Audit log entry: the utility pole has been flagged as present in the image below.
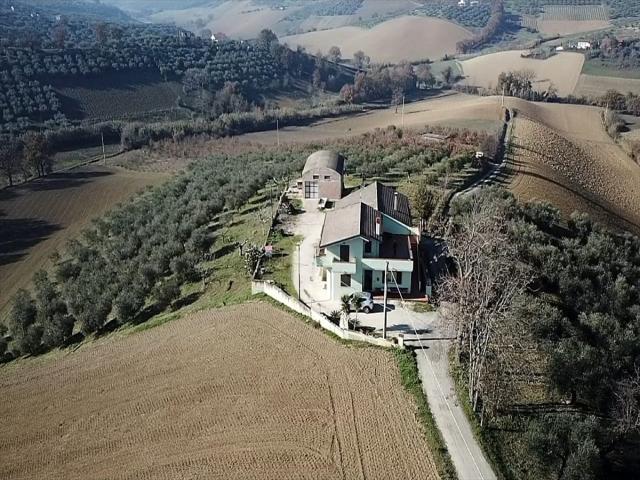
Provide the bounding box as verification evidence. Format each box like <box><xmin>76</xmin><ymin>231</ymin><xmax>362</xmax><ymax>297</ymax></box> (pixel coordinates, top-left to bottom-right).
<box><xmin>401</xmin><ymin>95</ymin><xmax>405</xmax><ymax>129</ymax></box>
<box><xmin>101</xmin><ymin>132</ymin><xmax>106</xmax><ymax>165</ymax></box>
<box><xmin>502</xmin><ymin>85</ymin><xmax>505</xmax><ymax>108</ymax></box>
<box><xmin>383</xmin><ymin>261</ymin><xmax>389</xmax><ymax>339</ymax></box>
<box><xmin>297</xmin><ymin>243</ymin><xmax>301</xmax><ymax>301</ymax></box>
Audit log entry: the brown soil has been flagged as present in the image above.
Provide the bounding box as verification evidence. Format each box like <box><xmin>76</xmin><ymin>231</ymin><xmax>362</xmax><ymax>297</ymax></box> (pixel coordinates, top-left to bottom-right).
<box><xmin>0</xmin><ymin>165</ymin><xmax>166</xmax><ymax>317</ymax></box>
<box><xmin>506</xmin><ymin>99</ymin><xmax>640</xmax><ymax>234</ymax></box>
<box><xmin>459</xmin><ymin>51</ymin><xmax>585</xmax><ymax>97</ymax></box>
<box><xmin>282</xmin><ymin>16</ymin><xmax>472</xmax><ymax>63</ymax></box>
<box><xmin>0</xmin><ymin>302</ymin><xmax>440</xmax><ymax>480</ymax></box>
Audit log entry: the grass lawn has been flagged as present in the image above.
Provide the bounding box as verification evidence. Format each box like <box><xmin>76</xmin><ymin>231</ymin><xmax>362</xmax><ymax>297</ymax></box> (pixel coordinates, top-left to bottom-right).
<box><xmin>582</xmin><ymin>59</ymin><xmax>640</xmax><ymax>79</ymax></box>
<box><xmin>260</xmin><ymin>228</ymin><xmax>302</xmax><ymax>296</ymax></box>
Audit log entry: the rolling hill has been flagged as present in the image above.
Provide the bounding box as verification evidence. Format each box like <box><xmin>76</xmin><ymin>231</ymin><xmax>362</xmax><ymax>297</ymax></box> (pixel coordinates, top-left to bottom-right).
<box><xmin>505</xmin><ymin>98</ymin><xmax>640</xmax><ymax>234</ymax></box>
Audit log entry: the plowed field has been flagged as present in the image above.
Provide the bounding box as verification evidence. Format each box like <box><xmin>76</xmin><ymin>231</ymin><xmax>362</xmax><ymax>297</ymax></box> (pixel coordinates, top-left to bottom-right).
<box><xmin>0</xmin><ymin>165</ymin><xmax>165</xmax><ymax>317</ymax></box>
<box><xmin>506</xmin><ymin>98</ymin><xmax>640</xmax><ymax>234</ymax></box>
<box><xmin>0</xmin><ymin>302</ymin><xmax>439</xmax><ymax>480</ymax></box>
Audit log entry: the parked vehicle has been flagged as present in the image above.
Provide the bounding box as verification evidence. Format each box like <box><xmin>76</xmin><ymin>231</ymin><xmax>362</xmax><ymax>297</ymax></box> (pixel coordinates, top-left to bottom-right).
<box><xmin>352</xmin><ymin>292</ymin><xmax>374</xmax><ymax>314</ymax></box>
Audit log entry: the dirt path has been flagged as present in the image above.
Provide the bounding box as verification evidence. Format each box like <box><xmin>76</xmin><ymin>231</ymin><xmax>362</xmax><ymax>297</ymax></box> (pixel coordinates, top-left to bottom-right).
<box><xmin>0</xmin><ymin>302</ymin><xmax>440</xmax><ymax>480</ymax></box>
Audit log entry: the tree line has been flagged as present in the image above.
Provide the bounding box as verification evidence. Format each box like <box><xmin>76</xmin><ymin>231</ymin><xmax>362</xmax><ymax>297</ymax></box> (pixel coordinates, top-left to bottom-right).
<box><xmin>2</xmin><ymin>149</ymin><xmax>305</xmax><ymax>360</ymax></box>
<box><xmin>442</xmin><ymin>187</ymin><xmax>640</xmax><ymax>479</ymax></box>
<box><xmin>0</xmin><ymin>131</ymin><xmax>54</xmax><ymax>186</ymax></box>
<box><xmin>456</xmin><ymin>0</ymin><xmax>505</xmax><ymax>53</ymax></box>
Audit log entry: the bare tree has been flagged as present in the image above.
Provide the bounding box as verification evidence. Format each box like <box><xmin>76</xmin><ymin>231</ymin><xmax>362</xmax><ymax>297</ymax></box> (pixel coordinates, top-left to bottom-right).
<box><xmin>439</xmin><ymin>192</ymin><xmax>530</xmax><ymax>421</ymax></box>
<box><xmin>612</xmin><ymin>367</ymin><xmax>640</xmax><ymax>436</ymax></box>
<box><xmin>328</xmin><ymin>46</ymin><xmax>342</xmax><ymax>63</ymax></box>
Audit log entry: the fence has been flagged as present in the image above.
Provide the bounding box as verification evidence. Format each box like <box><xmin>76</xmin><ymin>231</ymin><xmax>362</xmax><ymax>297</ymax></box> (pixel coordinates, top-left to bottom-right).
<box><xmin>252</xmin><ymin>280</ymin><xmax>397</xmax><ymax>349</ymax></box>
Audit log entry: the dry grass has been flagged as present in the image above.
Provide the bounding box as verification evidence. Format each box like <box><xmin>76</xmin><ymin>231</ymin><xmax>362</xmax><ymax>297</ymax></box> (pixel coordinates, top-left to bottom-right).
<box><xmin>0</xmin><ymin>165</ymin><xmax>166</xmax><ymax>317</ymax></box>
<box><xmin>459</xmin><ymin>51</ymin><xmax>585</xmax><ymax>97</ymax></box>
<box><xmin>151</xmin><ymin>0</ymin><xmax>292</xmax><ymax>39</ymax></box>
<box><xmin>282</xmin><ymin>16</ymin><xmax>472</xmax><ymax>63</ymax></box>
<box><xmin>575</xmin><ymin>74</ymin><xmax>640</xmax><ymax>97</ymax></box>
<box><xmin>237</xmin><ymin>94</ymin><xmax>504</xmax><ymax>145</ymax></box>
<box><xmin>505</xmin><ymin>98</ymin><xmax>640</xmax><ymax>234</ymax></box>
<box><xmin>0</xmin><ymin>301</ymin><xmax>440</xmax><ymax>480</ymax></box>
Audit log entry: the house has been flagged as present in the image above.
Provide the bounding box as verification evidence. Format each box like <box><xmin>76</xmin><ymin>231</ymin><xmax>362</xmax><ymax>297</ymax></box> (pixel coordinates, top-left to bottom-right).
<box><xmin>458</xmin><ymin>0</ymin><xmax>467</xmax><ymax>6</ymax></box>
<box><xmin>297</xmin><ymin>150</ymin><xmax>345</xmax><ymax>200</ymax></box>
<box><xmin>577</xmin><ymin>41</ymin><xmax>592</xmax><ymax>50</ymax></box>
<box><xmin>315</xmin><ymin>182</ymin><xmax>422</xmax><ymax>300</ymax></box>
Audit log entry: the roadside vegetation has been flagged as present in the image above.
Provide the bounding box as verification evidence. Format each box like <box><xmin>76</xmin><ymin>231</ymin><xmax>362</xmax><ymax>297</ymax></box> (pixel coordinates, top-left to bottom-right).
<box><xmin>440</xmin><ymin>187</ymin><xmax>640</xmax><ymax>479</ymax></box>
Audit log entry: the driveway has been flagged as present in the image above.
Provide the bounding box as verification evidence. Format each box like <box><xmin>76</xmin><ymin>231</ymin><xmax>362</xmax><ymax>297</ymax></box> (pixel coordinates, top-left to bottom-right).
<box><xmin>291</xmin><ymin>199</ymin><xmax>330</xmax><ymax>305</ymax></box>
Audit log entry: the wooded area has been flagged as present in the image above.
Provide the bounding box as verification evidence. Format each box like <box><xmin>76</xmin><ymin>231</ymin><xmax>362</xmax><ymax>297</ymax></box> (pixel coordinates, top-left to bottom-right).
<box><xmin>443</xmin><ymin>188</ymin><xmax>640</xmax><ymax>479</ymax></box>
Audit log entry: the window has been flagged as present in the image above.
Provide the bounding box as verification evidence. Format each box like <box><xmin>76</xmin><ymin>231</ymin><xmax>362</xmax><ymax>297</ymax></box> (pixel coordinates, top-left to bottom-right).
<box><xmin>304</xmin><ymin>181</ymin><xmax>318</xmax><ymax>199</ymax></box>
<box><xmin>324</xmin><ymin>175</ymin><xmax>331</xmax><ymax>180</ymax></box>
<box><xmin>312</xmin><ymin>175</ymin><xmax>320</xmax><ymax>180</ymax></box>
<box><xmin>387</xmin><ymin>271</ymin><xmax>403</xmax><ymax>284</ymax></box>
<box><xmin>340</xmin><ymin>274</ymin><xmax>352</xmax><ymax>287</ymax></box>
<box><xmin>339</xmin><ymin>244</ymin><xmax>350</xmax><ymax>262</ymax></box>
<box><xmin>364</xmin><ymin>241</ymin><xmax>372</xmax><ymax>254</ymax></box>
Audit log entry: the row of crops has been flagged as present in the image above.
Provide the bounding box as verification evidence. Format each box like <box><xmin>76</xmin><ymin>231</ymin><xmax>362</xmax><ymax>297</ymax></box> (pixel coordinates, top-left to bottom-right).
<box><xmin>506</xmin><ymin>0</ymin><xmax>639</xmax><ymax>18</ymax></box>
<box><xmin>0</xmin><ymin>3</ymin><xmax>327</xmax><ymax>135</ymax></box>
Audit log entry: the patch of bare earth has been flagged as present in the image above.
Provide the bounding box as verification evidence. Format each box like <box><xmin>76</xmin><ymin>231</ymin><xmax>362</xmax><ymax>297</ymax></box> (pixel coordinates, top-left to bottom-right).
<box><xmin>0</xmin><ymin>165</ymin><xmax>166</xmax><ymax>316</ymax></box>
<box><xmin>282</xmin><ymin>16</ymin><xmax>472</xmax><ymax>63</ymax></box>
<box><xmin>0</xmin><ymin>302</ymin><xmax>440</xmax><ymax>480</ymax></box>
<box><xmin>459</xmin><ymin>51</ymin><xmax>584</xmax><ymax>97</ymax></box>
<box><xmin>506</xmin><ymin>99</ymin><xmax>640</xmax><ymax>234</ymax></box>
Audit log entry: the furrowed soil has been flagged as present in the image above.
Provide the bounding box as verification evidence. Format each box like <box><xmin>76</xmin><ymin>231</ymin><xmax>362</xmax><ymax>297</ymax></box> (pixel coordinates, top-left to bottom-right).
<box><xmin>0</xmin><ymin>302</ymin><xmax>440</xmax><ymax>480</ymax></box>
<box><xmin>505</xmin><ymin>98</ymin><xmax>640</xmax><ymax>234</ymax></box>
<box><xmin>0</xmin><ymin>165</ymin><xmax>166</xmax><ymax>318</ymax></box>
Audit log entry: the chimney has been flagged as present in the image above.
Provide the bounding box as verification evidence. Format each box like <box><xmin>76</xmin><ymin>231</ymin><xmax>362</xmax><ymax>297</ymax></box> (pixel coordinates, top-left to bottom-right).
<box><xmin>375</xmin><ymin>214</ymin><xmax>381</xmax><ymax>236</ymax></box>
<box><xmin>394</xmin><ymin>191</ymin><xmax>399</xmax><ymax>211</ymax></box>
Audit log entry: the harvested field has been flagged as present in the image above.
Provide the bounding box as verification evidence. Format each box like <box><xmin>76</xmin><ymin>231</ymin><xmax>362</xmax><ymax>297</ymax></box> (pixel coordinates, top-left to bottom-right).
<box><xmin>0</xmin><ymin>165</ymin><xmax>165</xmax><ymax>317</ymax></box>
<box><xmin>575</xmin><ymin>74</ymin><xmax>640</xmax><ymax>97</ymax></box>
<box><xmin>0</xmin><ymin>302</ymin><xmax>440</xmax><ymax>480</ymax></box>
<box><xmin>537</xmin><ymin>5</ymin><xmax>610</xmax><ymax>35</ymax></box>
<box><xmin>505</xmin><ymin>98</ymin><xmax>640</xmax><ymax>234</ymax></box>
<box><xmin>459</xmin><ymin>51</ymin><xmax>585</xmax><ymax>97</ymax></box>
<box><xmin>282</xmin><ymin>16</ymin><xmax>473</xmax><ymax>63</ymax></box>
<box><xmin>151</xmin><ymin>0</ymin><xmax>292</xmax><ymax>39</ymax></box>
<box><xmin>239</xmin><ymin>94</ymin><xmax>504</xmax><ymax>144</ymax></box>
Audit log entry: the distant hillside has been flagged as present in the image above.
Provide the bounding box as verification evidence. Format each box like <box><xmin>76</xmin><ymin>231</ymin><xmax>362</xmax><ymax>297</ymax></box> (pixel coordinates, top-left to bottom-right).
<box><xmin>0</xmin><ymin>3</ymin><xmax>352</xmax><ymax>137</ymax></box>
<box><xmin>12</xmin><ymin>0</ymin><xmax>134</xmax><ymax>23</ymax></box>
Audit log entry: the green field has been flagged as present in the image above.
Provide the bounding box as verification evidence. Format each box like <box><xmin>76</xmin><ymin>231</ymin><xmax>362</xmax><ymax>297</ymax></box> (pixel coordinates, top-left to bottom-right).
<box><xmin>582</xmin><ymin>58</ymin><xmax>640</xmax><ymax>79</ymax></box>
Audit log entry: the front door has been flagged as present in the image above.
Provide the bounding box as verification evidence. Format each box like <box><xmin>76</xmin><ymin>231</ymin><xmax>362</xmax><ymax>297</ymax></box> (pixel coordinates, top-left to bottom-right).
<box><xmin>364</xmin><ymin>269</ymin><xmax>373</xmax><ymax>292</ymax></box>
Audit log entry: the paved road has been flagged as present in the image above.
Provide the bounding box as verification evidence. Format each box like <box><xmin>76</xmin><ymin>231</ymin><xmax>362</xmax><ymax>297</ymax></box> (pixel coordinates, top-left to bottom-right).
<box><xmin>416</xmin><ymin>341</ymin><xmax>497</xmax><ymax>480</ymax></box>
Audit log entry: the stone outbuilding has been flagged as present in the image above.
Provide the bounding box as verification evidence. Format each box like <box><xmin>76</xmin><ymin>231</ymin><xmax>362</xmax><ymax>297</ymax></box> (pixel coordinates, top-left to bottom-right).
<box><xmin>298</xmin><ymin>150</ymin><xmax>345</xmax><ymax>200</ymax></box>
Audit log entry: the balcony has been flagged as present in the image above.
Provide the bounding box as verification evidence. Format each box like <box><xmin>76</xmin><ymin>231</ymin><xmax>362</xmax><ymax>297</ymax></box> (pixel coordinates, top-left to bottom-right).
<box><xmin>315</xmin><ymin>254</ymin><xmax>357</xmax><ymax>274</ymax></box>
<box><xmin>329</xmin><ymin>260</ymin><xmax>357</xmax><ymax>274</ymax></box>
<box><xmin>361</xmin><ymin>257</ymin><xmax>413</xmax><ymax>273</ymax></box>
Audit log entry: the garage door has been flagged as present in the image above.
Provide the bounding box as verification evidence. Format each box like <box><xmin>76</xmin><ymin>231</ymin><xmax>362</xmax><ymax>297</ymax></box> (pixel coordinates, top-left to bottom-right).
<box><xmin>304</xmin><ymin>181</ymin><xmax>318</xmax><ymax>199</ymax></box>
